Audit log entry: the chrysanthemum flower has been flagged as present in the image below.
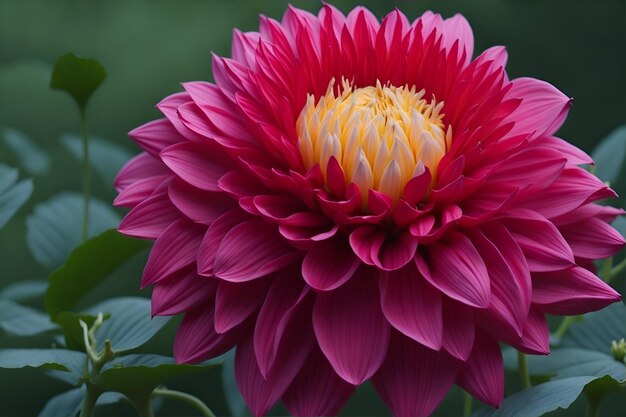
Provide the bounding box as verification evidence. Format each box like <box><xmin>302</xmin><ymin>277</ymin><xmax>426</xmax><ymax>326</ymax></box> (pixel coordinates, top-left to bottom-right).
<box><xmin>115</xmin><ymin>5</ymin><xmax>624</xmax><ymax>417</ymax></box>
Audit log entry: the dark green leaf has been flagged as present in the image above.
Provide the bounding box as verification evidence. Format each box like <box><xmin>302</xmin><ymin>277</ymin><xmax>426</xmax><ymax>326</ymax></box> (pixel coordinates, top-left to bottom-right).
<box><xmin>0</xmin><ymin>280</ymin><xmax>47</xmax><ymax>301</ymax></box>
<box><xmin>2</xmin><ymin>127</ymin><xmax>50</xmax><ymax>175</ymax></box>
<box><xmin>471</xmin><ymin>376</ymin><xmax>597</xmax><ymax>417</ymax></box>
<box><xmin>613</xmin><ymin>216</ymin><xmax>626</xmax><ymax>238</ymax></box>
<box><xmin>221</xmin><ymin>348</ymin><xmax>249</xmax><ymax>417</ymax></box>
<box><xmin>26</xmin><ymin>193</ymin><xmax>120</xmax><ymax>269</ymax></box>
<box><xmin>94</xmin><ymin>354</ymin><xmax>217</xmax><ymax>395</ymax></box>
<box><xmin>591</xmin><ymin>125</ymin><xmax>626</xmax><ymax>183</ymax></box>
<box><xmin>61</xmin><ymin>133</ymin><xmax>132</xmax><ymax>187</ymax></box>
<box><xmin>45</xmin><ymin>230</ymin><xmax>148</xmax><ymax>319</ymax></box>
<box><xmin>0</xmin><ymin>164</ymin><xmax>33</xmax><ymax>230</ymax></box>
<box><xmin>37</xmin><ymin>387</ymin><xmax>125</xmax><ymax>417</ymax></box>
<box><xmin>561</xmin><ymin>303</ymin><xmax>626</xmax><ymax>353</ymax></box>
<box><xmin>50</xmin><ymin>53</ymin><xmax>106</xmax><ymax>111</ymax></box>
<box><xmin>0</xmin><ymin>349</ymin><xmax>86</xmax><ymax>384</ymax></box>
<box><xmin>0</xmin><ymin>299</ymin><xmax>57</xmax><ymax>336</ymax></box>
<box><xmin>87</xmin><ymin>297</ymin><xmax>169</xmax><ymax>353</ymax></box>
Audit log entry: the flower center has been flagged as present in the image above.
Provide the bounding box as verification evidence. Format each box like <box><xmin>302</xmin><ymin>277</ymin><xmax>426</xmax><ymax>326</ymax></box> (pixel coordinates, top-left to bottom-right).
<box><xmin>297</xmin><ymin>79</ymin><xmax>451</xmax><ymax>204</ymax></box>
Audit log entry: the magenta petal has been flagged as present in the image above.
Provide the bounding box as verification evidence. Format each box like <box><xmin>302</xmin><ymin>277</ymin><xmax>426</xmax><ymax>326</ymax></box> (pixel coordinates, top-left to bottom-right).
<box><xmin>372</xmin><ymin>331</ymin><xmax>462</xmax><ymax>417</ymax></box>
<box><xmin>128</xmin><ymin>118</ymin><xmax>185</xmax><ymax>157</ymax></box>
<box><xmin>174</xmin><ymin>303</ymin><xmax>246</xmax><ymax>363</ymax></box>
<box><xmin>213</xmin><ymin>220</ymin><xmax>299</xmax><ymax>282</ymax></box>
<box><xmin>215</xmin><ymin>278</ymin><xmax>269</xmax><ymax>334</ymax></box>
<box><xmin>114</xmin><ymin>152</ymin><xmax>169</xmax><ymax>193</ymax></box>
<box><xmin>118</xmin><ymin>189</ymin><xmax>181</xmax><ymax>239</ymax></box>
<box><xmin>442</xmin><ymin>298</ymin><xmax>475</xmax><ymax>361</ymax></box>
<box><xmin>540</xmin><ymin>136</ymin><xmax>593</xmax><ymax>166</ymax></box>
<box><xmin>302</xmin><ymin>236</ymin><xmax>360</xmax><ymax>291</ymax></box>
<box><xmin>532</xmin><ymin>267</ymin><xmax>621</xmax><ymax>315</ymax></box>
<box><xmin>236</xmin><ymin>329</ymin><xmax>313</xmax><ymax>417</ymax></box>
<box><xmin>415</xmin><ymin>232</ymin><xmax>491</xmax><ymax>308</ymax></box>
<box><xmin>443</xmin><ymin>14</ymin><xmax>473</xmax><ymax>65</ymax></box>
<box><xmin>197</xmin><ymin>209</ymin><xmax>250</xmax><ymax>276</ymax></box>
<box><xmin>457</xmin><ymin>329</ymin><xmax>504</xmax><ymax>408</ymax></box>
<box><xmin>160</xmin><ymin>142</ymin><xmax>230</xmax><ymax>191</ymax></box>
<box><xmin>114</xmin><ymin>175</ymin><xmax>168</xmax><ymax>208</ymax></box>
<box><xmin>254</xmin><ymin>268</ymin><xmax>311</xmax><ymax>376</ymax></box>
<box><xmin>380</xmin><ymin>263</ymin><xmax>443</xmax><ymax>350</ymax></box>
<box><xmin>152</xmin><ymin>269</ymin><xmax>218</xmax><ymax>316</ymax></box>
<box><xmin>168</xmin><ymin>178</ymin><xmax>235</xmax><ymax>225</ymax></box>
<box><xmin>558</xmin><ymin>217</ymin><xmax>625</xmax><ymax>259</ymax></box>
<box><xmin>502</xmin><ymin>209</ymin><xmax>574</xmax><ymax>272</ymax></box>
<box><xmin>283</xmin><ymin>345</ymin><xmax>356</xmax><ymax>417</ymax></box>
<box><xmin>500</xmin><ymin>307</ymin><xmax>550</xmax><ymax>355</ymax></box>
<box><xmin>313</xmin><ymin>266</ymin><xmax>390</xmax><ymax>384</ymax></box>
<box><xmin>142</xmin><ymin>219</ymin><xmax>205</xmax><ymax>287</ymax></box>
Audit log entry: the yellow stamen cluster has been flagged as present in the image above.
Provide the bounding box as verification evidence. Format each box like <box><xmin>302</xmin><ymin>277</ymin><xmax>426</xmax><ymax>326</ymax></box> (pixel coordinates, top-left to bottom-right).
<box><xmin>297</xmin><ymin>79</ymin><xmax>451</xmax><ymax>203</ymax></box>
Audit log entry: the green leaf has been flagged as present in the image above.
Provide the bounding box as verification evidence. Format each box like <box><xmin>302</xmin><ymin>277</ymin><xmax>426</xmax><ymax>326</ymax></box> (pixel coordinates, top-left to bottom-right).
<box><xmin>2</xmin><ymin>127</ymin><xmax>50</xmax><ymax>175</ymax></box>
<box><xmin>38</xmin><ymin>387</ymin><xmax>125</xmax><ymax>417</ymax></box>
<box><xmin>591</xmin><ymin>125</ymin><xmax>626</xmax><ymax>183</ymax></box>
<box><xmin>60</xmin><ymin>133</ymin><xmax>132</xmax><ymax>187</ymax></box>
<box><xmin>0</xmin><ymin>164</ymin><xmax>33</xmax><ymax>230</ymax></box>
<box><xmin>94</xmin><ymin>354</ymin><xmax>217</xmax><ymax>395</ymax></box>
<box><xmin>503</xmin><ymin>347</ymin><xmax>626</xmax><ymax>382</ymax></box>
<box><xmin>50</xmin><ymin>53</ymin><xmax>106</xmax><ymax>111</ymax></box>
<box><xmin>45</xmin><ymin>229</ymin><xmax>148</xmax><ymax>319</ymax></box>
<box><xmin>87</xmin><ymin>297</ymin><xmax>169</xmax><ymax>353</ymax></box>
<box><xmin>471</xmin><ymin>376</ymin><xmax>598</xmax><ymax>417</ymax></box>
<box><xmin>26</xmin><ymin>193</ymin><xmax>120</xmax><ymax>269</ymax></box>
<box><xmin>0</xmin><ymin>348</ymin><xmax>86</xmax><ymax>385</ymax></box>
<box><xmin>221</xmin><ymin>348</ymin><xmax>249</xmax><ymax>417</ymax></box>
<box><xmin>0</xmin><ymin>299</ymin><xmax>57</xmax><ymax>336</ymax></box>
<box><xmin>561</xmin><ymin>302</ymin><xmax>626</xmax><ymax>353</ymax></box>
<box><xmin>613</xmin><ymin>216</ymin><xmax>626</xmax><ymax>238</ymax></box>
<box><xmin>0</xmin><ymin>280</ymin><xmax>47</xmax><ymax>301</ymax></box>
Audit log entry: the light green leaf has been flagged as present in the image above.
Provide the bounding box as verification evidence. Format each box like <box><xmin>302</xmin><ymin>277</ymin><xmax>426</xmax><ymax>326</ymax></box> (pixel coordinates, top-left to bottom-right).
<box><xmin>0</xmin><ymin>280</ymin><xmax>47</xmax><ymax>301</ymax></box>
<box><xmin>26</xmin><ymin>193</ymin><xmax>120</xmax><ymax>269</ymax></box>
<box><xmin>471</xmin><ymin>376</ymin><xmax>597</xmax><ymax>417</ymax></box>
<box><xmin>0</xmin><ymin>299</ymin><xmax>57</xmax><ymax>336</ymax></box>
<box><xmin>2</xmin><ymin>127</ymin><xmax>50</xmax><ymax>175</ymax></box>
<box><xmin>0</xmin><ymin>164</ymin><xmax>33</xmax><ymax>230</ymax></box>
<box><xmin>87</xmin><ymin>297</ymin><xmax>169</xmax><ymax>353</ymax></box>
<box><xmin>561</xmin><ymin>302</ymin><xmax>626</xmax><ymax>353</ymax></box>
<box><xmin>94</xmin><ymin>354</ymin><xmax>217</xmax><ymax>395</ymax></box>
<box><xmin>37</xmin><ymin>387</ymin><xmax>125</xmax><ymax>417</ymax></box>
<box><xmin>61</xmin><ymin>133</ymin><xmax>132</xmax><ymax>187</ymax></box>
<box><xmin>0</xmin><ymin>349</ymin><xmax>86</xmax><ymax>385</ymax></box>
<box><xmin>591</xmin><ymin>125</ymin><xmax>626</xmax><ymax>183</ymax></box>
<box><xmin>45</xmin><ymin>229</ymin><xmax>148</xmax><ymax>319</ymax></box>
<box><xmin>50</xmin><ymin>53</ymin><xmax>106</xmax><ymax>111</ymax></box>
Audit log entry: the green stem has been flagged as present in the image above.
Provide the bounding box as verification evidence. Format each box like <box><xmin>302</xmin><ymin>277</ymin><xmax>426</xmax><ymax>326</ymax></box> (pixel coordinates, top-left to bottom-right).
<box><xmin>463</xmin><ymin>391</ymin><xmax>473</xmax><ymax>416</ymax></box>
<box><xmin>152</xmin><ymin>388</ymin><xmax>216</xmax><ymax>417</ymax></box>
<box><xmin>585</xmin><ymin>397</ymin><xmax>602</xmax><ymax>417</ymax></box>
<box><xmin>80</xmin><ymin>109</ymin><xmax>90</xmax><ymax>242</ymax></box>
<box><xmin>79</xmin><ymin>383</ymin><xmax>101</xmax><ymax>417</ymax></box>
<box><xmin>131</xmin><ymin>394</ymin><xmax>155</xmax><ymax>417</ymax></box>
<box><xmin>554</xmin><ymin>315</ymin><xmax>579</xmax><ymax>340</ymax></box>
<box><xmin>518</xmin><ymin>351</ymin><xmax>531</xmax><ymax>390</ymax></box>
<box><xmin>608</xmin><ymin>257</ymin><xmax>626</xmax><ymax>284</ymax></box>
<box><xmin>600</xmin><ymin>257</ymin><xmax>613</xmax><ymax>282</ymax></box>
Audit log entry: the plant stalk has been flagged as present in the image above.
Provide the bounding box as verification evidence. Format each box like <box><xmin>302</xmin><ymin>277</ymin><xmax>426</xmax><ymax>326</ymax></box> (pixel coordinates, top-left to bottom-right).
<box><xmin>80</xmin><ymin>109</ymin><xmax>90</xmax><ymax>242</ymax></box>
<box><xmin>79</xmin><ymin>383</ymin><xmax>101</xmax><ymax>417</ymax></box>
<box><xmin>518</xmin><ymin>351</ymin><xmax>531</xmax><ymax>389</ymax></box>
<box><xmin>153</xmin><ymin>388</ymin><xmax>216</xmax><ymax>417</ymax></box>
<box><xmin>463</xmin><ymin>391</ymin><xmax>473</xmax><ymax>416</ymax></box>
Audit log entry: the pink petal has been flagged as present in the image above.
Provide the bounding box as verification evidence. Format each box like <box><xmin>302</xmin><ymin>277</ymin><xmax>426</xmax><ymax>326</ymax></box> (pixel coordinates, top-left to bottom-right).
<box><xmin>236</xmin><ymin>329</ymin><xmax>313</xmax><ymax>417</ymax></box>
<box><xmin>379</xmin><ymin>263</ymin><xmax>443</xmax><ymax>350</ymax></box>
<box><xmin>540</xmin><ymin>136</ymin><xmax>593</xmax><ymax>166</ymax></box>
<box><xmin>142</xmin><ymin>219</ymin><xmax>205</xmax><ymax>287</ymax></box>
<box><xmin>372</xmin><ymin>331</ymin><xmax>462</xmax><ymax>417</ymax></box>
<box><xmin>415</xmin><ymin>232</ymin><xmax>491</xmax><ymax>308</ymax></box>
<box><xmin>197</xmin><ymin>209</ymin><xmax>250</xmax><ymax>276</ymax></box>
<box><xmin>168</xmin><ymin>178</ymin><xmax>236</xmax><ymax>225</ymax></box>
<box><xmin>128</xmin><ymin>118</ymin><xmax>185</xmax><ymax>157</ymax></box>
<box><xmin>114</xmin><ymin>175</ymin><xmax>168</xmax><ymax>208</ymax></box>
<box><xmin>302</xmin><ymin>236</ymin><xmax>360</xmax><ymax>291</ymax></box>
<box><xmin>114</xmin><ymin>152</ymin><xmax>169</xmax><ymax>193</ymax></box>
<box><xmin>456</xmin><ymin>329</ymin><xmax>504</xmax><ymax>407</ymax></box>
<box><xmin>213</xmin><ymin>220</ymin><xmax>299</xmax><ymax>282</ymax></box>
<box><xmin>174</xmin><ymin>303</ymin><xmax>247</xmax><ymax>363</ymax></box>
<box><xmin>283</xmin><ymin>345</ymin><xmax>356</xmax><ymax>417</ymax></box>
<box><xmin>160</xmin><ymin>141</ymin><xmax>231</xmax><ymax>191</ymax></box>
<box><xmin>558</xmin><ymin>217</ymin><xmax>625</xmax><ymax>259</ymax></box>
<box><xmin>490</xmin><ymin>307</ymin><xmax>550</xmax><ymax>355</ymax></box>
<box><xmin>443</xmin><ymin>14</ymin><xmax>474</xmax><ymax>65</ymax></box>
<box><xmin>532</xmin><ymin>267</ymin><xmax>621</xmax><ymax>315</ymax></box>
<box><xmin>151</xmin><ymin>268</ymin><xmax>218</xmax><ymax>316</ymax></box>
<box><xmin>501</xmin><ymin>209</ymin><xmax>574</xmax><ymax>272</ymax></box>
<box><xmin>442</xmin><ymin>298</ymin><xmax>475</xmax><ymax>361</ymax></box>
<box><xmin>156</xmin><ymin>92</ymin><xmax>204</xmax><ymax>142</ymax></box>
<box><xmin>214</xmin><ymin>278</ymin><xmax>270</xmax><ymax>334</ymax></box>
<box><xmin>505</xmin><ymin>77</ymin><xmax>572</xmax><ymax>140</ymax></box>
<box><xmin>118</xmin><ymin>189</ymin><xmax>181</xmax><ymax>239</ymax></box>
<box><xmin>313</xmin><ymin>266</ymin><xmax>390</xmax><ymax>384</ymax></box>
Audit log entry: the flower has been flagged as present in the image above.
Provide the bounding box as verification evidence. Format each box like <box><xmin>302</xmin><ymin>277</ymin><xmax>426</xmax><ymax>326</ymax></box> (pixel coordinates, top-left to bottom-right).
<box><xmin>115</xmin><ymin>5</ymin><xmax>624</xmax><ymax>417</ymax></box>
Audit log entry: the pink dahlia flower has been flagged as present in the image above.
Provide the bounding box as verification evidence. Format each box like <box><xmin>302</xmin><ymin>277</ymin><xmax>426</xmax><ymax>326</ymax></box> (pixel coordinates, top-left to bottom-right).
<box><xmin>115</xmin><ymin>5</ymin><xmax>624</xmax><ymax>417</ymax></box>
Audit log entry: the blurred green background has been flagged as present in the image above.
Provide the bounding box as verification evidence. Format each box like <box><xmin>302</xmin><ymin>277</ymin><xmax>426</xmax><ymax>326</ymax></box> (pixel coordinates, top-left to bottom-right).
<box><xmin>0</xmin><ymin>0</ymin><xmax>624</xmax><ymax>416</ymax></box>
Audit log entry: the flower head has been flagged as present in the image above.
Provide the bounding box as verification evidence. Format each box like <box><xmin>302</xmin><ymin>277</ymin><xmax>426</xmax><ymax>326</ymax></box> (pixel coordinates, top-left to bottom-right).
<box><xmin>115</xmin><ymin>5</ymin><xmax>624</xmax><ymax>417</ymax></box>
